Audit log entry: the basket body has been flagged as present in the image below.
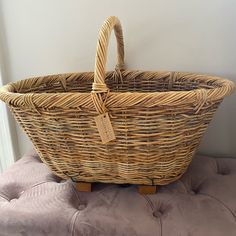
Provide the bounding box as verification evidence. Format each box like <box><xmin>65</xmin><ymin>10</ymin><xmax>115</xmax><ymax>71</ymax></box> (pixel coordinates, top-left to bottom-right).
<box><xmin>5</xmin><ymin>70</ymin><xmax>232</xmax><ymax>185</ymax></box>
<box><xmin>0</xmin><ymin>16</ymin><xmax>235</xmax><ymax>185</ymax></box>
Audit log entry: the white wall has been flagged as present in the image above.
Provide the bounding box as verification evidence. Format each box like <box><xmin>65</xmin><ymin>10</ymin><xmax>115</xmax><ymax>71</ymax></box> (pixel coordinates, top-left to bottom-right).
<box><xmin>1</xmin><ymin>0</ymin><xmax>236</xmax><ymax>157</ymax></box>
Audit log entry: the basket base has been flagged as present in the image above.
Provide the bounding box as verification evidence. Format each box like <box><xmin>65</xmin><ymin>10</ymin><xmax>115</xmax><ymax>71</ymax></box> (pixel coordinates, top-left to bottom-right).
<box><xmin>75</xmin><ymin>182</ymin><xmax>157</xmax><ymax>195</ymax></box>
<box><xmin>138</xmin><ymin>185</ymin><xmax>157</xmax><ymax>195</ymax></box>
<box><xmin>76</xmin><ymin>182</ymin><xmax>92</xmax><ymax>192</ymax></box>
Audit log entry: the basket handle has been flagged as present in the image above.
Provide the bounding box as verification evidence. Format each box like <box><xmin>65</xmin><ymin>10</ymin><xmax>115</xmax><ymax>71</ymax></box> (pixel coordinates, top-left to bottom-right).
<box><xmin>93</xmin><ymin>16</ymin><xmax>124</xmax><ymax>93</ymax></box>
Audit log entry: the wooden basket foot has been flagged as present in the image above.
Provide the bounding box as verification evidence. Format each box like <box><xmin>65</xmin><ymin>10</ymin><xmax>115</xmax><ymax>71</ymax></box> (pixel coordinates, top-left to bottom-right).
<box><xmin>138</xmin><ymin>185</ymin><xmax>157</xmax><ymax>194</ymax></box>
<box><xmin>76</xmin><ymin>182</ymin><xmax>92</xmax><ymax>192</ymax></box>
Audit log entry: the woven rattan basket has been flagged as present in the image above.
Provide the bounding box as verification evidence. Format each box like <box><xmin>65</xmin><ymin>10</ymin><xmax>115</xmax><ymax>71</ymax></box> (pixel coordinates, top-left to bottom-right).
<box><xmin>0</xmin><ymin>16</ymin><xmax>235</xmax><ymax>186</ymax></box>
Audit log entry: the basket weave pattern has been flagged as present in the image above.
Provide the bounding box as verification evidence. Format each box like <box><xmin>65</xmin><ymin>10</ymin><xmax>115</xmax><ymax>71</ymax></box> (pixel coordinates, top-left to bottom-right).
<box><xmin>0</xmin><ymin>16</ymin><xmax>235</xmax><ymax>185</ymax></box>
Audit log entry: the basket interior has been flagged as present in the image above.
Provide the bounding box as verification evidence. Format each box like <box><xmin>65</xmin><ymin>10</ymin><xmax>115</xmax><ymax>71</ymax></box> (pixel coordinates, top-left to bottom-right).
<box><xmin>14</xmin><ymin>71</ymin><xmax>221</xmax><ymax>94</ymax></box>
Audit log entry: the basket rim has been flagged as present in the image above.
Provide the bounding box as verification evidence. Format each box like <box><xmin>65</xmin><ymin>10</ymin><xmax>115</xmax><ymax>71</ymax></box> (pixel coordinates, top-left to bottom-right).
<box><xmin>0</xmin><ymin>70</ymin><xmax>235</xmax><ymax>109</ymax></box>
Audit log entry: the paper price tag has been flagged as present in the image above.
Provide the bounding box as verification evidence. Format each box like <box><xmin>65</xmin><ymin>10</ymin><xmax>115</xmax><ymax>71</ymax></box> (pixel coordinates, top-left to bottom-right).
<box><xmin>94</xmin><ymin>113</ymin><xmax>116</xmax><ymax>144</ymax></box>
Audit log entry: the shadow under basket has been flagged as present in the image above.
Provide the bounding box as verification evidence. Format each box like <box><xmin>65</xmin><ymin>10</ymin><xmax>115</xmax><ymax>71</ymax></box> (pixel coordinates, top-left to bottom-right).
<box><xmin>0</xmin><ymin>16</ymin><xmax>235</xmax><ymax>193</ymax></box>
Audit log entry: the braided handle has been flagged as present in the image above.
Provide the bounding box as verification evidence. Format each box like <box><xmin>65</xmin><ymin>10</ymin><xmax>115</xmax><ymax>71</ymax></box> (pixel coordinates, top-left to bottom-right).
<box><xmin>93</xmin><ymin>16</ymin><xmax>125</xmax><ymax>93</ymax></box>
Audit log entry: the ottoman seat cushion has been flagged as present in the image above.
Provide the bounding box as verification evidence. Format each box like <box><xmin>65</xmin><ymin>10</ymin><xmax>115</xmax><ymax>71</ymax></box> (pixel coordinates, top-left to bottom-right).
<box><xmin>0</xmin><ymin>150</ymin><xmax>236</xmax><ymax>236</ymax></box>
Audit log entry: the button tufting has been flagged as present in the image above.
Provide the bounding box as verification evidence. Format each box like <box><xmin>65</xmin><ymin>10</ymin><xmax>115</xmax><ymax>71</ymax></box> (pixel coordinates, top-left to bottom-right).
<box><xmin>8</xmin><ymin>194</ymin><xmax>20</xmax><ymax>201</ymax></box>
<box><xmin>77</xmin><ymin>204</ymin><xmax>86</xmax><ymax>211</ymax></box>
<box><xmin>215</xmin><ymin>160</ymin><xmax>230</xmax><ymax>176</ymax></box>
<box><xmin>10</xmin><ymin>198</ymin><xmax>18</xmax><ymax>202</ymax></box>
<box><xmin>190</xmin><ymin>189</ymin><xmax>199</xmax><ymax>195</ymax></box>
<box><xmin>153</xmin><ymin>210</ymin><xmax>163</xmax><ymax>218</ymax></box>
<box><xmin>218</xmin><ymin>170</ymin><xmax>230</xmax><ymax>175</ymax></box>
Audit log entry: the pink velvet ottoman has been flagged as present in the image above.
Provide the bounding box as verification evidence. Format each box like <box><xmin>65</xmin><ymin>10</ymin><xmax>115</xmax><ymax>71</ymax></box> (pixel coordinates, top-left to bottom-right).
<box><xmin>0</xmin><ymin>150</ymin><xmax>236</xmax><ymax>236</ymax></box>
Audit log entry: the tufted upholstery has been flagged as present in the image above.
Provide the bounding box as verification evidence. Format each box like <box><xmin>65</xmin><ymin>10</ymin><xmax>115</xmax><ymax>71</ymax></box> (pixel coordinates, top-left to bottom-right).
<box><xmin>0</xmin><ymin>150</ymin><xmax>236</xmax><ymax>236</ymax></box>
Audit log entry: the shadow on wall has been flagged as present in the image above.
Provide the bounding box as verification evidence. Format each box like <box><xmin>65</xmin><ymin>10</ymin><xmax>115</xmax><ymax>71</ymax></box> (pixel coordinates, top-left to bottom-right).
<box><xmin>199</xmin><ymin>92</ymin><xmax>236</xmax><ymax>158</ymax></box>
<box><xmin>0</xmin><ymin>2</ymin><xmax>20</xmax><ymax>159</ymax></box>
<box><xmin>227</xmin><ymin>95</ymin><xmax>236</xmax><ymax>156</ymax></box>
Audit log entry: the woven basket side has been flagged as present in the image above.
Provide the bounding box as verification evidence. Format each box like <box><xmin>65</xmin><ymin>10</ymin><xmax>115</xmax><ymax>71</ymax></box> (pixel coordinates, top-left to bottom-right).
<box><xmin>10</xmin><ymin>98</ymin><xmax>221</xmax><ymax>185</ymax></box>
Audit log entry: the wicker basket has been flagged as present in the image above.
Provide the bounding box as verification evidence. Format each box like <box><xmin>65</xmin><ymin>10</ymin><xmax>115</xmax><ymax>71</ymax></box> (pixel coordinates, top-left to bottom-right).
<box><xmin>0</xmin><ymin>16</ymin><xmax>235</xmax><ymax>186</ymax></box>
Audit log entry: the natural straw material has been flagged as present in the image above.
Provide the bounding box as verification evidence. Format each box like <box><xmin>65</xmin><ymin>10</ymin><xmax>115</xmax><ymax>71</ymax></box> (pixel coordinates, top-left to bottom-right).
<box><xmin>0</xmin><ymin>16</ymin><xmax>235</xmax><ymax>185</ymax></box>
